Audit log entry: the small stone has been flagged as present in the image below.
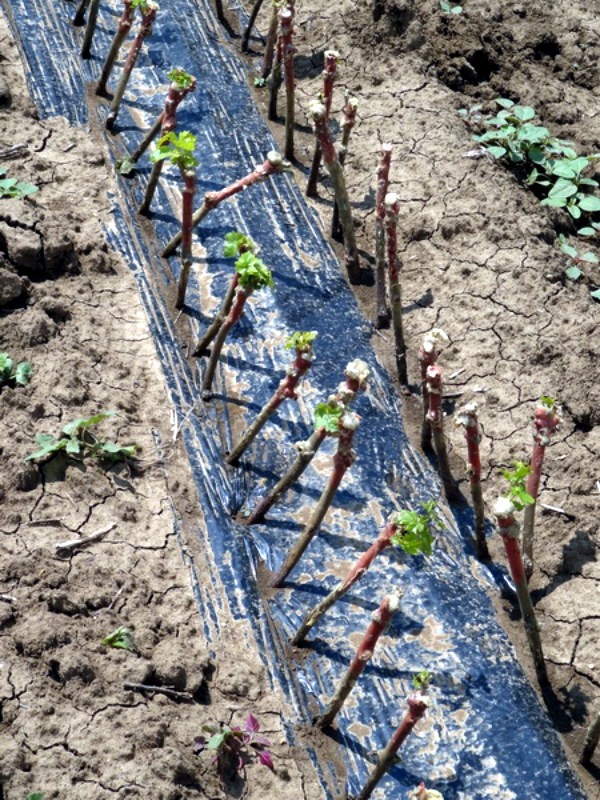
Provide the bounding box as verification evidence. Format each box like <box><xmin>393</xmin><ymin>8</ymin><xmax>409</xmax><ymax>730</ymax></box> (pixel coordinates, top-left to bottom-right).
<box><xmin>0</xmin><ymin>266</ymin><xmax>24</xmax><ymax>306</ymax></box>
<box><xmin>0</xmin><ymin>75</ymin><xmax>11</xmax><ymax>107</ymax></box>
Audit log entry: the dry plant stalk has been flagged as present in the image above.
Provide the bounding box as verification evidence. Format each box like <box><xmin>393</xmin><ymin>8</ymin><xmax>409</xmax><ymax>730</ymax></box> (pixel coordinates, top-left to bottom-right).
<box><xmin>419</xmin><ymin>328</ymin><xmax>449</xmax><ymax>450</ymax></box>
<box><xmin>79</xmin><ymin>0</ymin><xmax>102</xmax><ymax>58</ymax></box>
<box><xmin>306</xmin><ymin>50</ymin><xmax>338</xmax><ymax>198</ymax></box>
<box><xmin>374</xmin><ymin>143</ymin><xmax>393</xmax><ymax>329</ymax></box>
<box><xmin>96</xmin><ymin>0</ymin><xmax>136</xmax><ymax>96</ymax></box>
<box><xmin>426</xmin><ymin>365</ymin><xmax>459</xmax><ymax>502</ymax></box>
<box><xmin>331</xmin><ymin>95</ymin><xmax>358</xmax><ymax>241</ymax></box>
<box><xmin>383</xmin><ymin>192</ymin><xmax>408</xmax><ymax>385</ymax></box>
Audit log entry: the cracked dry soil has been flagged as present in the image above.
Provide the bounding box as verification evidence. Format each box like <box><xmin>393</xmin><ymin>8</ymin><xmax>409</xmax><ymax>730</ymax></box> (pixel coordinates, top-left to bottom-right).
<box><xmin>0</xmin><ymin>17</ymin><xmax>320</xmax><ymax>800</ymax></box>
<box><xmin>241</xmin><ymin>0</ymin><xmax>600</xmax><ymax>795</ymax></box>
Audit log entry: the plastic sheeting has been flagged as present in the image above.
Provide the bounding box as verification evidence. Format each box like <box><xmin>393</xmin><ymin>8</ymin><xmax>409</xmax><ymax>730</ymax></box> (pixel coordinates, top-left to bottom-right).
<box><xmin>2</xmin><ymin>1</ymin><xmax>587</xmax><ymax>797</ymax></box>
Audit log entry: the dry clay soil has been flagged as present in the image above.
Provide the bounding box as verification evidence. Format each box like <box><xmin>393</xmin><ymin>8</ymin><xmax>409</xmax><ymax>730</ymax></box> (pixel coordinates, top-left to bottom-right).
<box><xmin>0</xmin><ymin>0</ymin><xmax>600</xmax><ymax>798</ymax></box>
<box><xmin>242</xmin><ymin>0</ymin><xmax>600</xmax><ymax>795</ymax></box>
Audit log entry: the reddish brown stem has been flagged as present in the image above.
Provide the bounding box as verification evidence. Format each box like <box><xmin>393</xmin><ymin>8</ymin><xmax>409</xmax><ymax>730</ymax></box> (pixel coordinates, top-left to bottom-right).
<box><xmin>317</xmin><ymin>593</ymin><xmax>400</xmax><ymax>728</ymax></box>
<box><xmin>280</xmin><ymin>8</ymin><xmax>295</xmax><ymax>160</ymax></box>
<box><xmin>292</xmin><ymin>522</ymin><xmax>397</xmax><ymax>645</ymax></box>
<box><xmin>261</xmin><ymin>0</ymin><xmax>279</xmax><ymax>79</ymax></box>
<box><xmin>331</xmin><ymin>96</ymin><xmax>358</xmax><ymax>241</ymax></box>
<box><xmin>522</xmin><ymin>402</ymin><xmax>562</xmax><ymax>580</ymax></box>
<box><xmin>306</xmin><ymin>51</ymin><xmax>338</xmax><ymax>198</ymax></box>
<box><xmin>355</xmin><ymin>693</ymin><xmax>429</xmax><ymax>800</ymax></box>
<box><xmin>176</xmin><ymin>169</ymin><xmax>196</xmax><ymax>309</ymax></box>
<box><xmin>162</xmin><ymin>152</ymin><xmax>289</xmax><ymax>257</ymax></box>
<box><xmin>130</xmin><ymin>78</ymin><xmax>196</xmax><ymax>167</ymax></box>
<box><xmin>384</xmin><ymin>193</ymin><xmax>408</xmax><ymax>385</ymax></box>
<box><xmin>455</xmin><ymin>403</ymin><xmax>489</xmax><ymax>560</ymax></box>
<box><xmin>245</xmin><ymin>360</ymin><xmax>369</xmax><ymax>525</ymax></box>
<box><xmin>419</xmin><ymin>329</ymin><xmax>448</xmax><ymax>450</ymax></box>
<box><xmin>493</xmin><ymin>499</ymin><xmax>548</xmax><ymax>687</ymax></box>
<box><xmin>193</xmin><ymin>274</ymin><xmax>239</xmax><ymax>357</ymax></box>
<box><xmin>374</xmin><ymin>143</ymin><xmax>393</xmax><ymax>329</ymax></box>
<box><xmin>96</xmin><ymin>0</ymin><xmax>135</xmax><ymax>96</ymax></box>
<box><xmin>227</xmin><ymin>345</ymin><xmax>315</xmax><ymax>464</ymax></box>
<box><xmin>202</xmin><ymin>287</ymin><xmax>250</xmax><ymax>399</ymax></box>
<box><xmin>106</xmin><ymin>4</ymin><xmax>158</xmax><ymax>130</ymax></box>
<box><xmin>426</xmin><ymin>365</ymin><xmax>459</xmax><ymax>502</ymax></box>
<box><xmin>268</xmin><ymin>34</ymin><xmax>282</xmax><ymax>121</ymax></box>
<box><xmin>271</xmin><ymin>415</ymin><xmax>358</xmax><ymax>587</ymax></box>
<box><xmin>311</xmin><ymin>102</ymin><xmax>359</xmax><ymax>284</ymax></box>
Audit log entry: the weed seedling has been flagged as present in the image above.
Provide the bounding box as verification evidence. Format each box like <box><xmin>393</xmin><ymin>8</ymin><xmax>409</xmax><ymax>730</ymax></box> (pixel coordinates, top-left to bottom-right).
<box><xmin>194</xmin><ymin>715</ymin><xmax>273</xmax><ymax>782</ymax></box>
<box><xmin>245</xmin><ymin>359</ymin><xmax>370</xmax><ymax>524</ymax></box>
<box><xmin>292</xmin><ymin>502</ymin><xmax>438</xmax><ymax>645</ymax></box>
<box><xmin>227</xmin><ymin>331</ymin><xmax>317</xmax><ymax>464</ymax></box>
<box><xmin>354</xmin><ymin>679</ymin><xmax>431</xmax><ymax>800</ymax></box>
<box><xmin>144</xmin><ymin>131</ymin><xmax>198</xmax><ymax>307</ymax></box>
<box><xmin>271</xmin><ymin>407</ymin><xmax>361</xmax><ymax>587</ymax></box>
<box><xmin>317</xmin><ymin>593</ymin><xmax>401</xmax><ymax>729</ymax></box>
<box><xmin>102</xmin><ymin>625</ymin><xmax>137</xmax><ymax>652</ymax></box>
<box><xmin>202</xmin><ymin>253</ymin><xmax>274</xmax><ymax>399</ymax></box>
<box><xmin>0</xmin><ymin>353</ymin><xmax>32</xmax><ymax>388</ymax></box>
<box><xmin>439</xmin><ymin>0</ymin><xmax>462</xmax><ymax>12</ymax></box>
<box><xmin>373</xmin><ymin>144</ymin><xmax>393</xmax><ymax>328</ymax></box>
<box><xmin>493</xmin><ymin>497</ymin><xmax>548</xmax><ymax>687</ymax></box>
<box><xmin>0</xmin><ymin>168</ymin><xmax>38</xmax><ymax>198</ymax></box>
<box><xmin>27</xmin><ymin>411</ymin><xmax>137</xmax><ymax>464</ymax></box>
<box><xmin>106</xmin><ymin>1</ymin><xmax>160</xmax><ymax>130</ymax></box>
<box><xmin>522</xmin><ymin>397</ymin><xmax>562</xmax><ymax>579</ymax></box>
<box><xmin>162</xmin><ymin>152</ymin><xmax>291</xmax><ymax>257</ymax></box>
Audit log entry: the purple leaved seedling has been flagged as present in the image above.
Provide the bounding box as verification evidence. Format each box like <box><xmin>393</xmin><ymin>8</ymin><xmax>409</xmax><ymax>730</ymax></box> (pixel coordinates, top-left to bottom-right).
<box><xmin>384</xmin><ymin>192</ymin><xmax>408</xmax><ymax>385</ymax></box>
<box><xmin>201</xmin><ymin>253</ymin><xmax>274</xmax><ymax>400</ymax></box>
<box><xmin>245</xmin><ymin>358</ymin><xmax>370</xmax><ymax>525</ymax></box>
<box><xmin>454</xmin><ymin>402</ymin><xmax>489</xmax><ymax>560</ymax></box>
<box><xmin>306</xmin><ymin>50</ymin><xmax>338</xmax><ymax>198</ymax></box>
<box><xmin>354</xmin><ymin>676</ymin><xmax>431</xmax><ymax>800</ymax></box>
<box><xmin>317</xmin><ymin>592</ymin><xmax>401</xmax><ymax>729</ymax></box>
<box><xmin>331</xmin><ymin>94</ymin><xmax>358</xmax><ymax>241</ymax></box>
<box><xmin>106</xmin><ymin>0</ymin><xmax>160</xmax><ymax>131</ymax></box>
<box><xmin>119</xmin><ymin>68</ymin><xmax>196</xmax><ymax>175</ymax></box>
<box><xmin>311</xmin><ymin>101</ymin><xmax>359</xmax><ymax>284</ymax></box>
<box><xmin>271</xmin><ymin>406</ymin><xmax>361</xmax><ymax>588</ymax></box>
<box><xmin>419</xmin><ymin>328</ymin><xmax>449</xmax><ymax>451</ymax></box>
<box><xmin>493</xmin><ymin>497</ymin><xmax>548</xmax><ymax>687</ymax></box>
<box><xmin>426</xmin><ymin>364</ymin><xmax>459</xmax><ymax>502</ymax></box>
<box><xmin>227</xmin><ymin>331</ymin><xmax>317</xmax><ymax>465</ymax></box>
<box><xmin>292</xmin><ymin>502</ymin><xmax>438</xmax><ymax>645</ymax></box>
<box><xmin>96</xmin><ymin>0</ymin><xmax>136</xmax><ymax>96</ymax></box>
<box><xmin>194</xmin><ymin>714</ymin><xmax>274</xmax><ymax>783</ymax></box>
<box><xmin>522</xmin><ymin>396</ymin><xmax>563</xmax><ymax>580</ymax></box>
<box><xmin>374</xmin><ymin>143</ymin><xmax>393</xmax><ymax>329</ymax></box>
<box><xmin>162</xmin><ymin>151</ymin><xmax>291</xmax><ymax>257</ymax></box>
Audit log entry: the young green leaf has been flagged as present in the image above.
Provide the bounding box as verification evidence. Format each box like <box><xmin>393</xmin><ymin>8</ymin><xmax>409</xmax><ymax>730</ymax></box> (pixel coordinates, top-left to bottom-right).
<box><xmin>313</xmin><ymin>401</ymin><xmax>343</xmax><ymax>433</ymax></box>
<box><xmin>14</xmin><ymin>361</ymin><xmax>32</xmax><ymax>386</ymax></box>
<box><xmin>391</xmin><ymin>502</ymin><xmax>439</xmax><ymax>557</ymax></box>
<box><xmin>223</xmin><ymin>230</ymin><xmax>256</xmax><ymax>258</ymax></box>
<box><xmin>151</xmin><ymin>131</ymin><xmax>198</xmax><ymax>171</ymax></box>
<box><xmin>285</xmin><ymin>330</ymin><xmax>318</xmax><ymax>351</ymax></box>
<box><xmin>0</xmin><ymin>352</ymin><xmax>13</xmax><ymax>379</ymax></box>
<box><xmin>234</xmin><ymin>252</ymin><xmax>274</xmax><ymax>291</ymax></box>
<box><xmin>102</xmin><ymin>625</ymin><xmax>137</xmax><ymax>652</ymax></box>
<box><xmin>502</xmin><ymin>461</ymin><xmax>534</xmax><ymax>511</ymax></box>
<box><xmin>412</xmin><ymin>670</ymin><xmax>431</xmax><ymax>691</ymax></box>
<box><xmin>167</xmin><ymin>67</ymin><xmax>195</xmax><ymax>90</ymax></box>
<box><xmin>62</xmin><ymin>411</ymin><xmax>115</xmax><ymax>437</ymax></box>
<box><xmin>26</xmin><ymin>433</ymin><xmax>67</xmax><ymax>461</ymax></box>
<box><xmin>565</xmin><ymin>265</ymin><xmax>582</xmax><ymax>280</ymax></box>
<box><xmin>578</xmin><ymin>195</ymin><xmax>600</xmax><ymax>213</ymax></box>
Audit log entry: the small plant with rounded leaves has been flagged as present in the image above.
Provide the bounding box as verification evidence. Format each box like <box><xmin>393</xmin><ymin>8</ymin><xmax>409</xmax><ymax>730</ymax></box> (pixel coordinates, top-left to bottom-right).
<box><xmin>439</xmin><ymin>0</ymin><xmax>462</xmax><ymax>12</ymax></box>
<box><xmin>0</xmin><ymin>353</ymin><xmax>32</xmax><ymax>388</ymax></box>
<box><xmin>0</xmin><ymin>168</ymin><xmax>38</xmax><ymax>199</ymax></box>
<box><xmin>27</xmin><ymin>411</ymin><xmax>137</xmax><ymax>464</ymax></box>
<box><xmin>102</xmin><ymin>625</ymin><xmax>137</xmax><ymax>652</ymax></box>
<box><xmin>194</xmin><ymin>715</ymin><xmax>273</xmax><ymax>782</ymax></box>
<box><xmin>201</xmin><ymin>252</ymin><xmax>274</xmax><ymax>399</ymax></box>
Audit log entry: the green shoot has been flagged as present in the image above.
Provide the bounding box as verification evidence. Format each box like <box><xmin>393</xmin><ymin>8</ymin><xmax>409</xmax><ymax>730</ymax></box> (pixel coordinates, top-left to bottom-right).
<box><xmin>0</xmin><ymin>168</ymin><xmax>38</xmax><ymax>199</ymax></box>
<box><xmin>150</xmin><ymin>131</ymin><xmax>198</xmax><ymax>172</ymax></box>
<box><xmin>0</xmin><ymin>353</ymin><xmax>32</xmax><ymax>388</ymax></box>
<box><xmin>285</xmin><ymin>330</ymin><xmax>318</xmax><ymax>352</ymax></box>
<box><xmin>167</xmin><ymin>67</ymin><xmax>195</xmax><ymax>90</ymax></box>
<box><xmin>26</xmin><ymin>411</ymin><xmax>137</xmax><ymax>464</ymax></box>
<box><xmin>223</xmin><ymin>230</ymin><xmax>256</xmax><ymax>258</ymax></box>
<box><xmin>391</xmin><ymin>501</ymin><xmax>439</xmax><ymax>556</ymax></box>
<box><xmin>540</xmin><ymin>395</ymin><xmax>556</xmax><ymax>410</ymax></box>
<box><xmin>102</xmin><ymin>625</ymin><xmax>137</xmax><ymax>652</ymax></box>
<box><xmin>412</xmin><ymin>670</ymin><xmax>431</xmax><ymax>692</ymax></box>
<box><xmin>557</xmin><ymin>234</ymin><xmax>599</xmax><ymax>282</ymax></box>
<box><xmin>234</xmin><ymin>252</ymin><xmax>274</xmax><ymax>291</ymax></box>
<box><xmin>26</xmin><ymin>794</ymin><xmax>45</xmax><ymax>800</ymax></box>
<box><xmin>313</xmin><ymin>401</ymin><xmax>343</xmax><ymax>433</ymax></box>
<box><xmin>502</xmin><ymin>461</ymin><xmax>534</xmax><ymax>511</ymax></box>
<box><xmin>439</xmin><ymin>1</ymin><xmax>462</xmax><ymax>12</ymax></box>
<box><xmin>131</xmin><ymin>0</ymin><xmax>158</xmax><ymax>10</ymax></box>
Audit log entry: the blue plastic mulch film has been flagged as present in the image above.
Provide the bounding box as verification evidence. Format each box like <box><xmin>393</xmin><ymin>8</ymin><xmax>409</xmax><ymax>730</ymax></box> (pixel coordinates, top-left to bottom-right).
<box><xmin>2</xmin><ymin>1</ymin><xmax>587</xmax><ymax>798</ymax></box>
